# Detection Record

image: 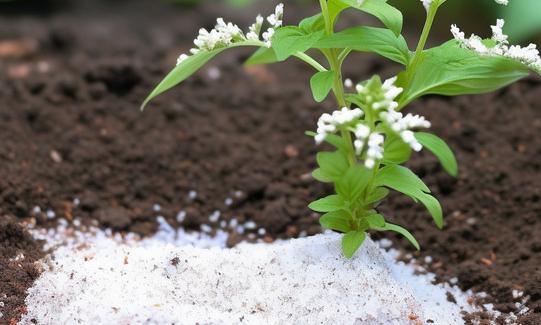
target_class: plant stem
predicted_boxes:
[406,3,438,83]
[294,52,327,72]
[319,0,355,165]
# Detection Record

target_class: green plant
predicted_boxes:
[143,0,540,258]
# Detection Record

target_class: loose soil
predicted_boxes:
[0,0,539,324]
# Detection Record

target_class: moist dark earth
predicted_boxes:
[0,0,540,324]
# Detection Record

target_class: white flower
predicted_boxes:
[262,28,275,48]
[176,54,189,65]
[315,107,364,144]
[421,0,433,10]
[380,110,430,152]
[365,133,384,168]
[247,15,264,41]
[451,19,541,74]
[176,4,285,66]
[353,124,370,154]
[494,0,508,5]
[344,78,353,88]
[357,76,402,111]
[267,3,284,28]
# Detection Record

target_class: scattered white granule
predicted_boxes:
[46,209,55,219]
[244,221,257,230]
[257,228,266,236]
[224,197,233,206]
[200,224,212,233]
[188,190,197,200]
[209,210,221,223]
[176,210,186,223]
[153,204,161,212]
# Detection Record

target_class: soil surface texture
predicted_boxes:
[0,0,540,324]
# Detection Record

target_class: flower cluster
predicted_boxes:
[315,107,363,144]
[451,19,541,74]
[315,77,431,169]
[177,3,284,66]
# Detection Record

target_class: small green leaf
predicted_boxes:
[317,151,349,181]
[299,13,325,33]
[310,71,335,102]
[375,164,443,228]
[383,133,412,164]
[417,191,444,229]
[415,132,458,177]
[340,0,403,36]
[377,223,420,250]
[342,231,366,258]
[272,27,325,61]
[245,47,278,65]
[365,187,390,204]
[315,26,410,65]
[309,195,346,212]
[320,210,352,233]
[375,164,430,193]
[335,165,371,202]
[366,213,385,228]
[312,168,334,183]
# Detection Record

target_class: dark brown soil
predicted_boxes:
[0,0,539,324]
[0,216,44,323]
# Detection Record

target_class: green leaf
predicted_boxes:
[320,210,352,233]
[310,71,335,102]
[378,223,420,250]
[342,231,366,258]
[366,213,385,228]
[315,26,410,65]
[245,47,278,65]
[299,13,325,33]
[272,27,325,61]
[398,40,530,106]
[417,191,444,229]
[383,132,412,164]
[328,0,350,26]
[415,132,458,177]
[375,164,430,193]
[143,41,263,109]
[375,164,443,228]
[340,0,403,36]
[312,168,334,183]
[365,187,390,204]
[317,151,349,181]
[335,165,372,202]
[309,195,346,212]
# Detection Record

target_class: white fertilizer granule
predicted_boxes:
[21,232,477,325]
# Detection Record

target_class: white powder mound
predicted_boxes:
[21,233,476,325]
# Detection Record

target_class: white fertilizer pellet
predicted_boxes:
[21,228,480,325]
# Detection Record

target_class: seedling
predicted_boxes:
[143,0,540,258]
